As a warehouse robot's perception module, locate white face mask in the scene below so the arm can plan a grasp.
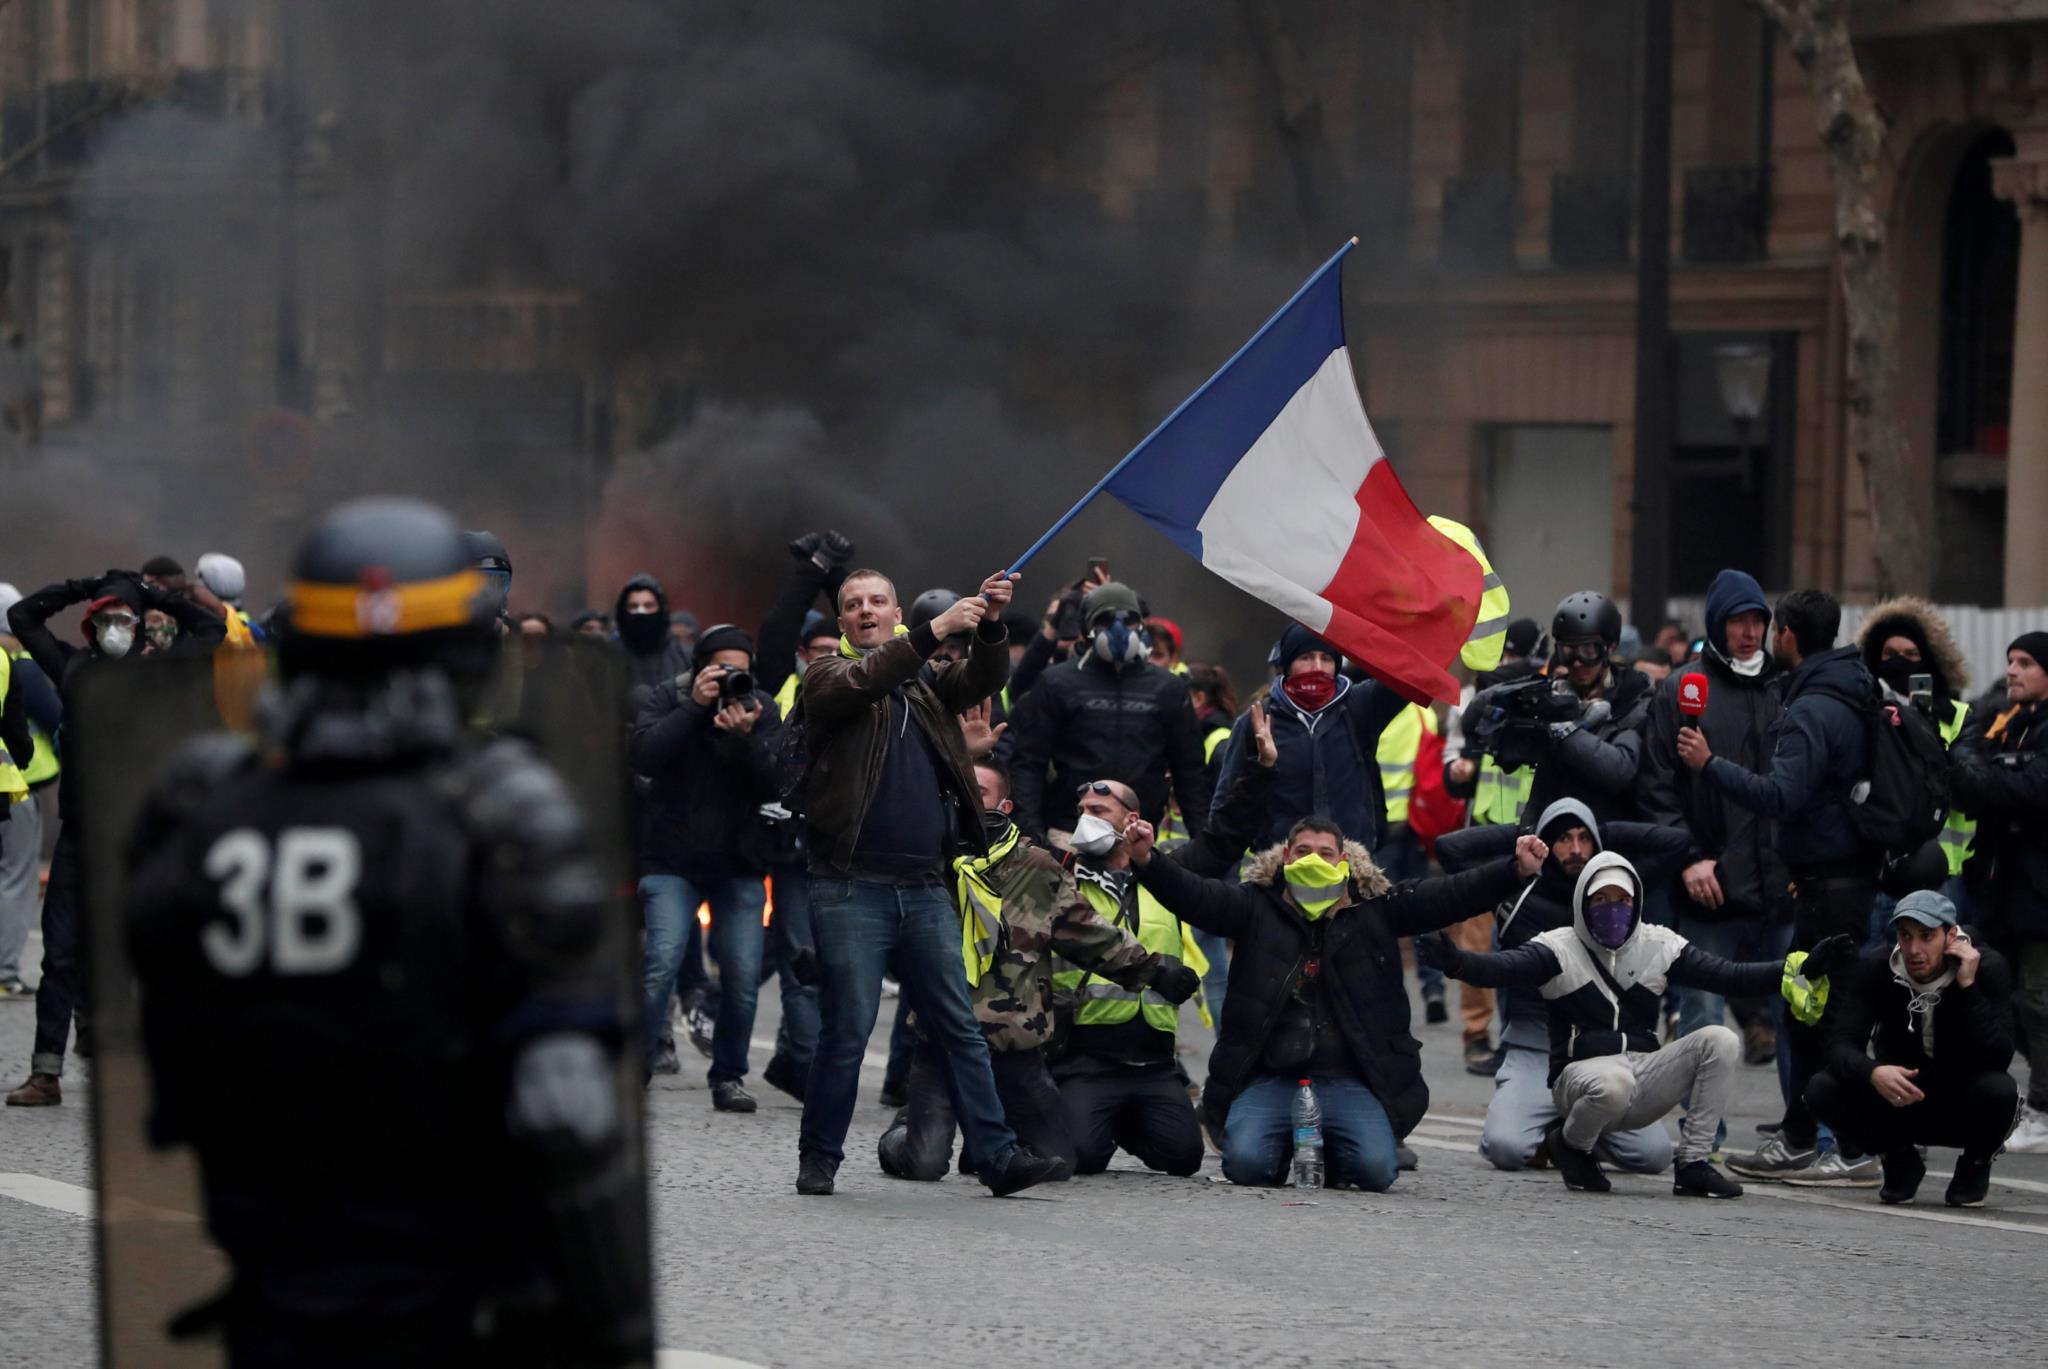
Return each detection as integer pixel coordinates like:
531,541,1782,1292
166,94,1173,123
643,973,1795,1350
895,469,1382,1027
1728,650,1766,678
1070,813,1121,857
97,621,136,658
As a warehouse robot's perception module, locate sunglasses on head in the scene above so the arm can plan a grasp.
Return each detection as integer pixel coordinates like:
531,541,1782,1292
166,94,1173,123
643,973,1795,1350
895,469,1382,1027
1076,781,1129,801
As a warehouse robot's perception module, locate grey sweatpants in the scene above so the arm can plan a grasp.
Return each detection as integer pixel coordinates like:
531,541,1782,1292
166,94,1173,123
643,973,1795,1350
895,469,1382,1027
1481,1044,1673,1173
1553,1025,1739,1166
0,794,42,983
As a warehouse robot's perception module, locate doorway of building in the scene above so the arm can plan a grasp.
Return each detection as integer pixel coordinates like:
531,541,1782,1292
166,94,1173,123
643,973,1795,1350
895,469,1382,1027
1483,425,1616,625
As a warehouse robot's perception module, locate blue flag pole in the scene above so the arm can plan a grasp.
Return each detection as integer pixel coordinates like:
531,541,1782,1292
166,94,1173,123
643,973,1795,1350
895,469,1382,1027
1002,236,1358,577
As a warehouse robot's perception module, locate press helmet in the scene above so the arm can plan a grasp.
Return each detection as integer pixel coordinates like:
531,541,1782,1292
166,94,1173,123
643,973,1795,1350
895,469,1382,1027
1551,591,1623,647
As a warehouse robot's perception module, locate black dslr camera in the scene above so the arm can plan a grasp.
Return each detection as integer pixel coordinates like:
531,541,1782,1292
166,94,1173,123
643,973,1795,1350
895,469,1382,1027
718,667,756,702
1464,675,1583,771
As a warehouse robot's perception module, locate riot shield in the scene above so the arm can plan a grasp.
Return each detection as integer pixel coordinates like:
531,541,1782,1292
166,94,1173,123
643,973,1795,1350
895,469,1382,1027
78,638,646,1367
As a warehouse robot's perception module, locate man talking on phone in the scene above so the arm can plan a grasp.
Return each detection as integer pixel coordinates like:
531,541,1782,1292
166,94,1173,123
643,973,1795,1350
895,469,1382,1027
1805,891,2018,1207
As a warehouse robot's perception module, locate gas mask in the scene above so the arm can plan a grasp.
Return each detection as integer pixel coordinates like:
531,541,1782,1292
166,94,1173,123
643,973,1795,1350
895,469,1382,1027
1091,614,1146,666
1585,898,1635,950
1070,813,1121,858
95,615,137,659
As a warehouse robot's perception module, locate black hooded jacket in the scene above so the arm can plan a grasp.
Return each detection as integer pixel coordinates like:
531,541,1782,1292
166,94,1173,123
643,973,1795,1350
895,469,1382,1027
632,670,783,878
1950,701,2048,939
1822,937,2013,1086
1008,652,1211,840
1638,570,1791,920
1704,645,1876,877
613,574,692,712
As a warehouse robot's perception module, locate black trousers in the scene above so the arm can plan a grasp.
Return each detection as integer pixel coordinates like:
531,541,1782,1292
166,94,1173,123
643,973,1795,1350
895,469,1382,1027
1781,876,1875,1151
1806,1068,2018,1163
878,1044,1073,1180
1056,1061,1205,1177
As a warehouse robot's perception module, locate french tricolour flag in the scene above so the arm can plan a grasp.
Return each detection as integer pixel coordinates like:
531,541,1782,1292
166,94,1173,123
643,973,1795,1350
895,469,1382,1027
1102,241,1482,705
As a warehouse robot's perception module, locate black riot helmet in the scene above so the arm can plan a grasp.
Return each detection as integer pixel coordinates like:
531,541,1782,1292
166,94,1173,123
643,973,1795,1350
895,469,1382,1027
1551,591,1623,648
909,588,961,635
277,497,497,683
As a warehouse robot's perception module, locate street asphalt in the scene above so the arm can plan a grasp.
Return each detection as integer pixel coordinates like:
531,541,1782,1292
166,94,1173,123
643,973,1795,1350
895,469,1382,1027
3,953,2043,1368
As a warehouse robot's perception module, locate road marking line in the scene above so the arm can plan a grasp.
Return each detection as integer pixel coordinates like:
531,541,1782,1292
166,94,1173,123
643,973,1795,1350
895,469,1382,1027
0,1173,92,1218
1743,1181,2048,1238
1423,1111,1483,1131
656,1352,769,1369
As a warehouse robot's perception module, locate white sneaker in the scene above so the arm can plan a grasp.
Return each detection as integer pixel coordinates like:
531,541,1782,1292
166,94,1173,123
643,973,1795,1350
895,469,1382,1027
2006,1107,2048,1155
881,976,902,1000
1781,1150,1882,1188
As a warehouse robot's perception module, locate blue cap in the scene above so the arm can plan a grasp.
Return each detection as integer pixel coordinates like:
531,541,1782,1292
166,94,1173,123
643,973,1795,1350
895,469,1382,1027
1890,890,1958,930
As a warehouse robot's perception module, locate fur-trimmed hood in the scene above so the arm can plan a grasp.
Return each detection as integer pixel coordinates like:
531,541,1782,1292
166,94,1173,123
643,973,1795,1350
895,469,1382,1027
1857,596,1969,694
1241,838,1391,900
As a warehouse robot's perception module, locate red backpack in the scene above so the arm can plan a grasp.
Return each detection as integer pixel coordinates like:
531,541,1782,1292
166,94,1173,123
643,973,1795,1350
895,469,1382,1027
1406,723,1467,859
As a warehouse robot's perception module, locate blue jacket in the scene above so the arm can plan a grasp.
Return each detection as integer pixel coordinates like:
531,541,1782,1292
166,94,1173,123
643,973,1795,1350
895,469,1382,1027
1704,644,1875,875
1210,675,1407,853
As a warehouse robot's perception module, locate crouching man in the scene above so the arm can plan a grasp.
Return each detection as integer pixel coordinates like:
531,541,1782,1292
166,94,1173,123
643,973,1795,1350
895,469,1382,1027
1418,851,1855,1198
879,762,1199,1181
1806,891,2018,1208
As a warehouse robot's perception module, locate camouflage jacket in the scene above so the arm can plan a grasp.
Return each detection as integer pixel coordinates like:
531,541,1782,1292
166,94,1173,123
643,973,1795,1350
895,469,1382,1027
930,834,1169,1053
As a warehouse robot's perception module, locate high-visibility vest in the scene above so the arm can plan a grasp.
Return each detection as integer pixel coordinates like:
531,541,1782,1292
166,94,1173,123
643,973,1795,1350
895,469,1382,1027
1470,756,1534,827
0,651,25,804
1427,516,1511,674
1158,724,1233,852
1054,877,1211,1034
1937,698,1975,877
1376,703,1439,826
4,650,57,788
773,672,800,719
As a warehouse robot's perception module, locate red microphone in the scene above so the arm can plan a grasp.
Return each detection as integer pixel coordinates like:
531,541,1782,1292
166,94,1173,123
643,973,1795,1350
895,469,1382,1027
1678,671,1710,721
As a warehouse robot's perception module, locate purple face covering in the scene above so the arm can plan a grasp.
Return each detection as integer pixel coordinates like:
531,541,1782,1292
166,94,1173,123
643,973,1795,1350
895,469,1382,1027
1586,898,1635,949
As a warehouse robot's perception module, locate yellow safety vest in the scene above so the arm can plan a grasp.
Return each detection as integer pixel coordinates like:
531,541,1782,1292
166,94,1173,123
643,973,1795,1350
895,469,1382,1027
1470,755,1534,828
0,651,25,804
1937,698,1975,877
953,823,1023,985
1427,516,1512,674
3,650,57,788
773,672,800,719
1055,877,1211,1033
1376,703,1439,826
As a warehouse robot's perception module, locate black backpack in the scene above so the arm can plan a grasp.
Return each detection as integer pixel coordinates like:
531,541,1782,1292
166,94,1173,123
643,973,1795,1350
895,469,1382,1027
1816,688,1951,856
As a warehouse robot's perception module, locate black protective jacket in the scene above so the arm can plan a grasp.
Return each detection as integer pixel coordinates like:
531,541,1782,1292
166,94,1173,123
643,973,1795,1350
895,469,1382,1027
1137,841,1525,1140
1950,701,2048,940
1822,939,2014,1086
632,672,783,878
1008,653,1211,840
125,674,649,1362
1521,666,1656,828
1638,648,1791,921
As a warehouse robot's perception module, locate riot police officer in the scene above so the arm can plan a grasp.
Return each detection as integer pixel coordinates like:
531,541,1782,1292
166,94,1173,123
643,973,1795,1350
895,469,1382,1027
124,498,651,1368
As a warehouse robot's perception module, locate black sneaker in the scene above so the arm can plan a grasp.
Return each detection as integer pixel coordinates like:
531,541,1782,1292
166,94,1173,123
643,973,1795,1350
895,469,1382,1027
879,1076,909,1108
1673,1159,1743,1198
983,1145,1064,1197
762,1052,809,1102
1395,1143,1419,1172
650,1037,682,1076
1879,1147,1925,1205
1464,1039,1503,1077
1945,1155,1992,1208
796,1152,837,1196
1423,995,1449,1026
686,1003,716,1059
1545,1120,1610,1193
711,1080,757,1113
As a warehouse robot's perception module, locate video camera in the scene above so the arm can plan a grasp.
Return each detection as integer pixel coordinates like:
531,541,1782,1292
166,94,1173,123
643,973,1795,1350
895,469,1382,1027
1464,675,1584,771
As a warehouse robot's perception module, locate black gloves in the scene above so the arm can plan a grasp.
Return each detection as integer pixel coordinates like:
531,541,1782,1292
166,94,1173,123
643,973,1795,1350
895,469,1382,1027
1414,932,1461,974
1152,959,1201,1005
819,529,855,566
789,531,855,567
1800,933,1858,981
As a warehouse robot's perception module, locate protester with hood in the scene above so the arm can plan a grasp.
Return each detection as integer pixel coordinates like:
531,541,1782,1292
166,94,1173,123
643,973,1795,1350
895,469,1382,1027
1639,569,1792,1056
1420,852,1857,1198
6,569,226,1107
633,624,782,1111
1210,622,1408,856
614,573,694,708
1007,581,1211,841
1678,588,1883,1184
1806,891,2016,1206
1437,799,1691,1172
794,565,1063,1200
1948,630,2048,1153
1857,597,1977,895
1124,805,1546,1191
878,761,1198,1183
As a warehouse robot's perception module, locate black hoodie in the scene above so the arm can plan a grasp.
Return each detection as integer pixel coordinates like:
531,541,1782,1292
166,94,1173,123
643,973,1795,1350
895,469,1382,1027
613,573,693,713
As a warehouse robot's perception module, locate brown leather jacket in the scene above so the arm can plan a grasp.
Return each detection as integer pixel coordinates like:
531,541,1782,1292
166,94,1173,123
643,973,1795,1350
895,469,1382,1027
800,620,1009,873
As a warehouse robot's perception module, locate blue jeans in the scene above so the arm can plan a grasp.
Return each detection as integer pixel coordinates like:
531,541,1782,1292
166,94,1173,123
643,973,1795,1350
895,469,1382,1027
771,868,819,1068
1674,914,1792,1039
641,873,765,1084
1222,1074,1399,1192
801,876,1018,1170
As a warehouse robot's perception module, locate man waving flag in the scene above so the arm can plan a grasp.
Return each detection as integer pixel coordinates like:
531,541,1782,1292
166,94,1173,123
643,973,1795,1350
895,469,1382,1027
1010,240,1488,705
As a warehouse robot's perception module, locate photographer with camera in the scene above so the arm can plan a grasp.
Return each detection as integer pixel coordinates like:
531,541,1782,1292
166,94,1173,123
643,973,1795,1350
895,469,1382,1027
1639,569,1790,1056
633,624,783,1110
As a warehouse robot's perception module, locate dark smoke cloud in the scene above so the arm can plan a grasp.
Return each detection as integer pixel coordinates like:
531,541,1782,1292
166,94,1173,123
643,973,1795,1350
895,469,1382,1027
9,0,1407,683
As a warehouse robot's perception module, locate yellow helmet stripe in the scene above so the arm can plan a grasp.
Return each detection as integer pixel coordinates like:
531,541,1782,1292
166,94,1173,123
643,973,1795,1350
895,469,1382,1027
287,569,485,639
